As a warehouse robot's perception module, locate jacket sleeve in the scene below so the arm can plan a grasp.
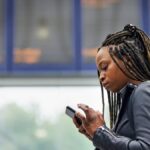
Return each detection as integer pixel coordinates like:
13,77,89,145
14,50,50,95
93,82,150,150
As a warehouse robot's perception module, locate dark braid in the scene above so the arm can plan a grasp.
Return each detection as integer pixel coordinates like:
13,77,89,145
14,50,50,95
98,24,150,128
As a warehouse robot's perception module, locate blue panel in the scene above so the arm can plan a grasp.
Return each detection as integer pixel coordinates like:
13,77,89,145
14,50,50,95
73,0,82,71
140,0,150,35
5,0,14,72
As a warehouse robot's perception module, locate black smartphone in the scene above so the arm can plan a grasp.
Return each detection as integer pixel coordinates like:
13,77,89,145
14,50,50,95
65,106,76,118
65,106,82,125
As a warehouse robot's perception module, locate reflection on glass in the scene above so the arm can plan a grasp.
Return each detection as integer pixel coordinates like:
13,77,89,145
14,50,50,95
82,0,140,64
14,48,41,64
14,0,73,64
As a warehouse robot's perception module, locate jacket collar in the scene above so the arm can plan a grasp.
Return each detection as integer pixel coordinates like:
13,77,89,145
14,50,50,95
119,83,137,97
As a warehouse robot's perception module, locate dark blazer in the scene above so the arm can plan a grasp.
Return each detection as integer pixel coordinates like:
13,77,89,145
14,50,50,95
93,81,150,150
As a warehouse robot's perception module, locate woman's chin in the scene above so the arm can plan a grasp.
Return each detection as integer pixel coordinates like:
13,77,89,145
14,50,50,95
105,86,119,93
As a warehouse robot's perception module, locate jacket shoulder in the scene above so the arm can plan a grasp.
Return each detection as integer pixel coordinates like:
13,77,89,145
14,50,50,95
131,81,150,105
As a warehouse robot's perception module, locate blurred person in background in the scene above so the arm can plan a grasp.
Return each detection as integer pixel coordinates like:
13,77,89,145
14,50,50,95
73,24,150,150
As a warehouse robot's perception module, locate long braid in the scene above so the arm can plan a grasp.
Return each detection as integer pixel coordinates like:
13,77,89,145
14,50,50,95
123,43,150,79
98,24,150,128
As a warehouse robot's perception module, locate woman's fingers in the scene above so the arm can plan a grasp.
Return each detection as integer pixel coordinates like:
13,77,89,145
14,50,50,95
78,103,97,121
78,104,90,113
78,126,86,134
73,111,85,128
78,125,92,140
73,116,82,127
75,111,85,121
73,117,80,128
73,104,105,139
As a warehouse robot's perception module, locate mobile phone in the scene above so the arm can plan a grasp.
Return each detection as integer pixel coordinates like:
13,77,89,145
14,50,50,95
65,106,76,118
65,106,82,125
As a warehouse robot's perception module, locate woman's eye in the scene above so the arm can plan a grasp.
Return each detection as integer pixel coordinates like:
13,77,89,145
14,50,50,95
101,64,108,71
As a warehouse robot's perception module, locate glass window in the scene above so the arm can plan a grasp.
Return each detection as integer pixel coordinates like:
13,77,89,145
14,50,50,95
0,86,109,149
14,0,73,65
81,0,140,66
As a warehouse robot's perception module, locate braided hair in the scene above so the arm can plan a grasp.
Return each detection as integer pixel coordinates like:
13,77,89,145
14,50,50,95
98,24,150,128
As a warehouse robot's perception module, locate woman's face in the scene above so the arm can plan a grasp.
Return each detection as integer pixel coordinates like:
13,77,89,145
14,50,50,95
96,46,130,92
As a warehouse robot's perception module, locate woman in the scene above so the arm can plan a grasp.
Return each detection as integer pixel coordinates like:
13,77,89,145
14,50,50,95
73,24,150,150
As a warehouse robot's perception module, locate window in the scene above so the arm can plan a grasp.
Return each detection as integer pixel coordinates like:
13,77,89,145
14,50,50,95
0,0,149,74
13,0,74,71
0,85,108,149
81,0,140,68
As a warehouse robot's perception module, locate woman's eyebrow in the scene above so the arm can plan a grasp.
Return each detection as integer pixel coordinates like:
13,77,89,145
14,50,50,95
98,59,107,66
98,60,105,69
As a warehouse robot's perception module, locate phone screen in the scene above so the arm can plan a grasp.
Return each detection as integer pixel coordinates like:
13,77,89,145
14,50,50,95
65,106,76,118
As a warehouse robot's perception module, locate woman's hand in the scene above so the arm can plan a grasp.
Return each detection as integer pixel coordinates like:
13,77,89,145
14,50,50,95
73,103,105,139
73,113,92,140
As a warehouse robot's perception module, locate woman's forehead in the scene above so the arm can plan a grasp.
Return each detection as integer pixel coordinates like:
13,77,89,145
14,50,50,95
96,45,117,65
96,47,109,60
96,45,117,58
95,47,109,65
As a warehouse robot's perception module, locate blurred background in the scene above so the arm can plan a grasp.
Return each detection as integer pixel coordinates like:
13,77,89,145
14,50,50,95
0,0,150,149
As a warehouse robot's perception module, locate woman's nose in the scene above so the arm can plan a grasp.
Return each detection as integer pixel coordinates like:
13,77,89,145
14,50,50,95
99,72,105,82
